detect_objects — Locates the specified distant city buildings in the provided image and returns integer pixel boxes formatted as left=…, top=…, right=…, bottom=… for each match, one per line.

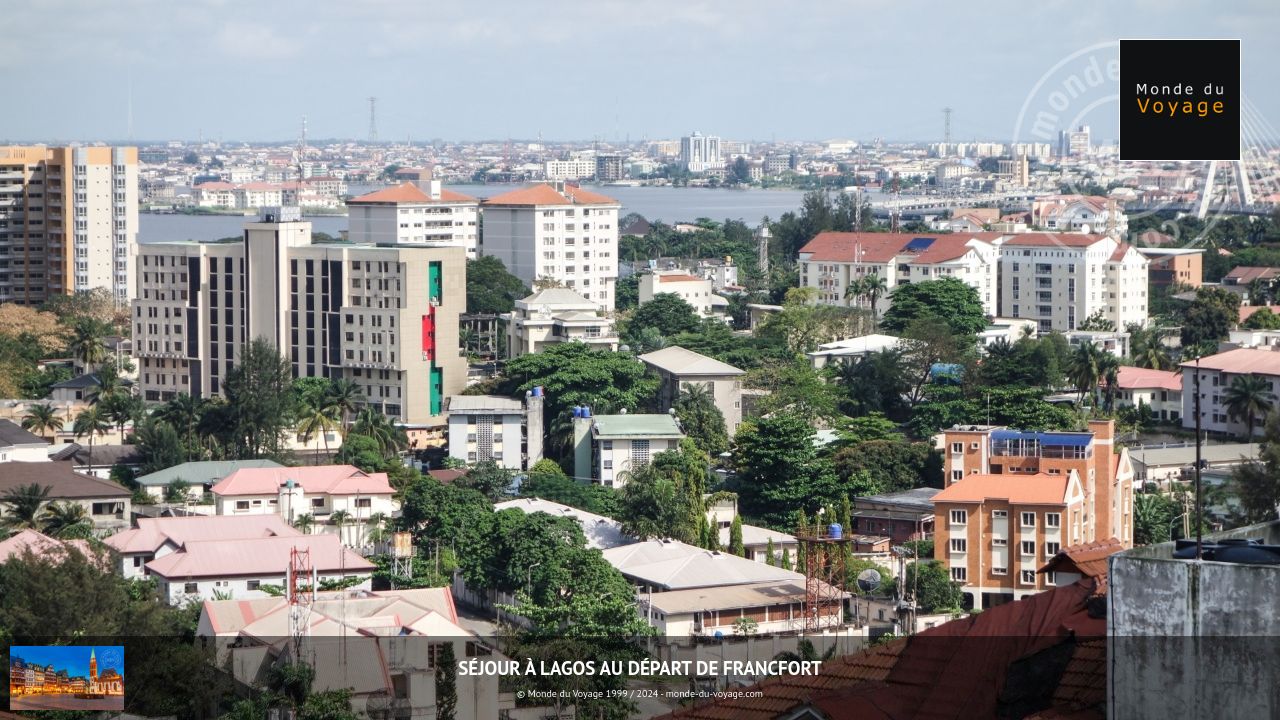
left=679, top=132, right=724, bottom=172
left=0, top=145, right=137, bottom=305
left=1059, top=125, right=1092, bottom=157
left=132, top=208, right=466, bottom=430
left=346, top=181, right=480, bottom=258
left=480, top=182, right=621, bottom=310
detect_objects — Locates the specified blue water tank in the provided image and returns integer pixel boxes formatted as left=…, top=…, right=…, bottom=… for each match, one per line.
left=572, top=406, right=582, bottom=418
left=532, top=386, right=543, bottom=397
left=582, top=406, right=592, bottom=418
left=828, top=523, right=844, bottom=539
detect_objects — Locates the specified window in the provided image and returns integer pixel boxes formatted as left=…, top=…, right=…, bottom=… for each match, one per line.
left=1021, top=512, right=1036, bottom=527
left=1021, top=570, right=1037, bottom=585
left=602, top=440, right=613, bottom=450
left=132, top=556, right=143, bottom=568
left=1045, top=513, right=1061, bottom=528
left=949, top=509, right=967, bottom=525
left=992, top=538, right=1007, bottom=547
left=311, top=498, right=324, bottom=508
left=950, top=442, right=963, bottom=453
left=993, top=566, right=1007, bottom=575
left=235, top=500, right=250, bottom=511
left=603, top=459, right=613, bottom=470
left=184, top=583, right=198, bottom=594
left=247, top=580, right=260, bottom=591
left=950, top=469, right=963, bottom=482
left=1021, top=540, right=1036, bottom=556
left=1045, top=541, right=1061, bottom=557
left=950, top=566, right=967, bottom=582
left=992, top=510, right=1008, bottom=519
left=356, top=498, right=372, bottom=508
left=949, top=538, right=967, bottom=553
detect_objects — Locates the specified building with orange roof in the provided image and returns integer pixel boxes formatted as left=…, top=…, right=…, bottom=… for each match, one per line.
left=935, top=419, right=1134, bottom=608
left=1113, top=365, right=1183, bottom=421
left=995, top=233, right=1147, bottom=332
left=1179, top=347, right=1280, bottom=438
left=347, top=181, right=480, bottom=257
left=638, top=269, right=728, bottom=320
left=796, top=232, right=1000, bottom=316
left=1138, top=247, right=1203, bottom=288
left=480, top=182, right=621, bottom=310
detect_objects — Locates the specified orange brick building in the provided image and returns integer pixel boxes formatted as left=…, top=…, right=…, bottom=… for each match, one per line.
left=932, top=419, right=1133, bottom=609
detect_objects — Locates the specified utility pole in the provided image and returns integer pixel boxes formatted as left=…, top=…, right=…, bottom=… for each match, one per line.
left=367, top=96, right=378, bottom=143
left=1194, top=357, right=1203, bottom=560
left=942, top=107, right=953, bottom=146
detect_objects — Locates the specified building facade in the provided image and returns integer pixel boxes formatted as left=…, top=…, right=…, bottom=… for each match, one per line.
left=572, top=412, right=684, bottom=487
left=638, top=345, right=745, bottom=434
left=637, top=271, right=727, bottom=320
left=346, top=182, right=480, bottom=258
left=996, top=233, right=1148, bottom=332
left=1180, top=348, right=1280, bottom=438
left=132, top=208, right=465, bottom=429
left=445, top=393, right=544, bottom=470
left=0, top=146, right=137, bottom=305
left=679, top=133, right=723, bottom=172
left=503, top=287, right=618, bottom=358
left=479, top=183, right=620, bottom=310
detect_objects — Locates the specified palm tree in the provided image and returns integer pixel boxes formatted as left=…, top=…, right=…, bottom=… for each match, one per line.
left=329, top=510, right=351, bottom=545
left=293, top=513, right=315, bottom=535
left=86, top=362, right=122, bottom=405
left=1223, top=375, right=1275, bottom=438
left=861, top=273, right=888, bottom=323
left=325, top=379, right=364, bottom=436
left=21, top=404, right=63, bottom=441
left=844, top=276, right=866, bottom=309
left=1128, top=323, right=1174, bottom=371
left=98, top=391, right=141, bottom=441
left=39, top=501, right=92, bottom=539
left=1068, top=342, right=1107, bottom=406
left=72, top=405, right=110, bottom=471
left=365, top=512, right=389, bottom=546
left=1101, top=358, right=1121, bottom=412
left=296, top=401, right=340, bottom=461
left=68, top=319, right=109, bottom=373
left=155, top=393, right=203, bottom=460
left=1, top=483, right=51, bottom=534
left=352, top=407, right=407, bottom=455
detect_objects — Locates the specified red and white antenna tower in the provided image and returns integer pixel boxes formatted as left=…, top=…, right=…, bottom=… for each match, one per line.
left=287, top=546, right=317, bottom=663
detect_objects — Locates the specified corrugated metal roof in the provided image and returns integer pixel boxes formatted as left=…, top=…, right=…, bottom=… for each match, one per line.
left=590, top=414, right=684, bottom=439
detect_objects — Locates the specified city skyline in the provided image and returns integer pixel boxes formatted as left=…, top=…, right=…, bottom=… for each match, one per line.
left=3, top=1, right=1278, bottom=143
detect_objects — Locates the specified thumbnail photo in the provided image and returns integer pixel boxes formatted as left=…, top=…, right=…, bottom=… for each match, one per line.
left=8, top=646, right=124, bottom=712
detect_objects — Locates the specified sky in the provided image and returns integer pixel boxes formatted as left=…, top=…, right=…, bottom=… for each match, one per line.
left=2, top=0, right=1278, bottom=144
left=10, top=646, right=124, bottom=679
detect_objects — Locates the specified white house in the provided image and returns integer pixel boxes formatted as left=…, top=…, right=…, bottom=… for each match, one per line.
left=347, top=182, right=480, bottom=257
left=0, top=420, right=51, bottom=463
left=806, top=334, right=903, bottom=369
left=132, top=459, right=283, bottom=501
left=0, top=462, right=131, bottom=534
left=1113, top=366, right=1182, bottom=421
left=503, top=287, right=619, bottom=359
left=1181, top=348, right=1280, bottom=438
left=638, top=271, right=728, bottom=320
left=105, top=514, right=302, bottom=580
left=571, top=411, right=685, bottom=488
left=494, top=497, right=633, bottom=550
left=210, top=464, right=397, bottom=544
left=445, top=393, right=544, bottom=470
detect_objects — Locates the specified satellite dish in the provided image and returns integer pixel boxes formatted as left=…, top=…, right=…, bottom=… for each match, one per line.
left=857, top=568, right=882, bottom=593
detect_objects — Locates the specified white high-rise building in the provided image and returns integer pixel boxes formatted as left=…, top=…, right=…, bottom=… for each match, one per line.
left=346, top=181, right=480, bottom=258
left=0, top=146, right=137, bottom=305
left=132, top=207, right=466, bottom=432
left=680, top=132, right=724, bottom=172
left=480, top=183, right=621, bottom=311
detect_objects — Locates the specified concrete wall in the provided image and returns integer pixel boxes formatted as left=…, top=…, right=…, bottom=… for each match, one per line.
left=1109, top=522, right=1280, bottom=719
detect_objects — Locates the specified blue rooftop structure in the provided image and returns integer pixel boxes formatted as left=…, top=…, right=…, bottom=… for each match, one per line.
left=905, top=237, right=936, bottom=252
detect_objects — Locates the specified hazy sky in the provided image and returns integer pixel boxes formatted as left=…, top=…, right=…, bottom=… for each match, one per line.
left=3, top=0, right=1277, bottom=144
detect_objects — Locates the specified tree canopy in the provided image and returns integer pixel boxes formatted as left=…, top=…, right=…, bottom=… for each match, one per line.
left=880, top=277, right=988, bottom=336
left=731, top=412, right=842, bottom=528
left=466, top=256, right=529, bottom=314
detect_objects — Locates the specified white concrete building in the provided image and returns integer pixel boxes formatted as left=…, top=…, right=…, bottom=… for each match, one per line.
left=1113, top=366, right=1183, bottom=422
left=132, top=207, right=466, bottom=430
left=503, top=287, right=618, bottom=359
left=996, top=233, right=1148, bottom=333
left=210, top=464, right=397, bottom=544
left=544, top=158, right=597, bottom=181
left=797, top=232, right=1001, bottom=317
left=572, top=411, right=685, bottom=488
left=1030, top=195, right=1127, bottom=236
left=105, top=514, right=302, bottom=580
left=347, top=182, right=480, bottom=258
left=0, top=462, right=131, bottom=534
left=679, top=133, right=724, bottom=172
left=806, top=334, right=904, bottom=369
left=445, top=393, right=544, bottom=470
left=1181, top=348, right=1280, bottom=438
left=0, top=420, right=51, bottom=463
left=638, top=270, right=728, bottom=320
left=638, top=345, right=745, bottom=434
left=480, top=183, right=621, bottom=310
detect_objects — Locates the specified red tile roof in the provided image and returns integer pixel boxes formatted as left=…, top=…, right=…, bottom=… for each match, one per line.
left=932, top=472, right=1073, bottom=505
left=1179, top=347, right=1280, bottom=376
left=1109, top=243, right=1137, bottom=262
left=212, top=464, right=393, bottom=497
left=481, top=183, right=618, bottom=206
left=348, top=182, right=476, bottom=204
left=1038, top=537, right=1124, bottom=596
left=1223, top=266, right=1280, bottom=284
left=1114, top=366, right=1181, bottom=392
left=798, top=232, right=998, bottom=265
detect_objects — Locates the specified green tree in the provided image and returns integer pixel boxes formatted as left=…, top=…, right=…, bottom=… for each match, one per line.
left=38, top=501, right=92, bottom=538
left=1133, top=491, right=1181, bottom=545
left=1229, top=412, right=1280, bottom=524
left=674, top=382, right=729, bottom=457
left=457, top=459, right=513, bottom=500
left=466, top=255, right=530, bottom=314
left=616, top=445, right=705, bottom=542
left=1077, top=310, right=1116, bottom=331
left=435, top=642, right=458, bottom=720
left=837, top=349, right=911, bottom=420
left=904, top=560, right=963, bottom=613
left=615, top=274, right=640, bottom=311
left=880, top=278, right=987, bottom=336
left=732, top=413, right=841, bottom=528
left=397, top=476, right=491, bottom=544
left=334, top=432, right=387, bottom=472
left=728, top=515, right=745, bottom=556
left=519, top=459, right=619, bottom=516
left=1180, top=286, right=1241, bottom=355
left=756, top=287, right=866, bottom=354
left=833, top=440, right=943, bottom=493
left=68, top=317, right=109, bottom=371
left=350, top=406, right=408, bottom=456
left=299, top=689, right=358, bottom=720
left=898, top=316, right=974, bottom=406
left=72, top=404, right=110, bottom=470
left=1128, top=323, right=1175, bottom=370
left=293, top=513, right=315, bottom=534
left=626, top=292, right=701, bottom=341
left=223, top=338, right=295, bottom=458
left=21, top=403, right=63, bottom=441
left=163, top=478, right=192, bottom=503
left=1243, top=307, right=1280, bottom=330
left=154, top=393, right=205, bottom=460
left=749, top=358, right=843, bottom=421
left=135, top=419, right=187, bottom=475
left=1223, top=374, right=1275, bottom=438
left=324, top=379, right=364, bottom=436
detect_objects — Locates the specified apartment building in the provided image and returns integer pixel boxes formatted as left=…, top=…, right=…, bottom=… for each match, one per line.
left=132, top=207, right=465, bottom=430
left=211, top=464, right=397, bottom=537
left=571, top=411, right=685, bottom=487
left=638, top=345, right=745, bottom=434
left=1114, top=366, right=1182, bottom=421
left=544, top=158, right=597, bottom=181
left=638, top=270, right=727, bottom=319
left=347, top=181, right=480, bottom=258
left=679, top=132, right=724, bottom=172
left=933, top=471, right=1087, bottom=609
left=0, top=146, right=137, bottom=305
left=444, top=391, right=544, bottom=470
left=1138, top=247, right=1203, bottom=288
left=504, top=287, right=618, bottom=358
left=938, top=419, right=1133, bottom=560
left=479, top=182, right=621, bottom=310
left=995, top=233, right=1148, bottom=332
left=797, top=232, right=1000, bottom=316
left=1180, top=348, right=1280, bottom=438
left=1029, top=194, right=1125, bottom=235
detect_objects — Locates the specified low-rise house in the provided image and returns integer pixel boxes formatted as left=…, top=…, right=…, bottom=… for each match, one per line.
left=504, top=288, right=619, bottom=359
left=806, top=334, right=903, bottom=369
left=0, top=462, right=131, bottom=534
left=210, top=464, right=397, bottom=544
left=1064, top=329, right=1130, bottom=358
left=932, top=471, right=1087, bottom=609
left=105, top=515, right=302, bottom=580
left=639, top=346, right=745, bottom=434
left=197, top=587, right=508, bottom=720
left=851, top=488, right=939, bottom=543
left=1113, top=366, right=1182, bottom=421
left=47, top=443, right=142, bottom=479
left=717, top=523, right=799, bottom=564
left=571, top=411, right=685, bottom=487
left=0, top=529, right=99, bottom=565
left=48, top=373, right=133, bottom=403
left=445, top=392, right=544, bottom=470
left=0, top=420, right=51, bottom=463
left=1180, top=348, right=1280, bottom=438
left=1128, top=442, right=1259, bottom=490
left=494, top=497, right=632, bottom=550
left=638, top=271, right=728, bottom=320
left=133, top=459, right=284, bottom=501
left=145, top=532, right=373, bottom=604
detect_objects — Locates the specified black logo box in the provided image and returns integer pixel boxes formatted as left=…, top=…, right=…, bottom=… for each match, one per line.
left=1119, top=39, right=1240, bottom=161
